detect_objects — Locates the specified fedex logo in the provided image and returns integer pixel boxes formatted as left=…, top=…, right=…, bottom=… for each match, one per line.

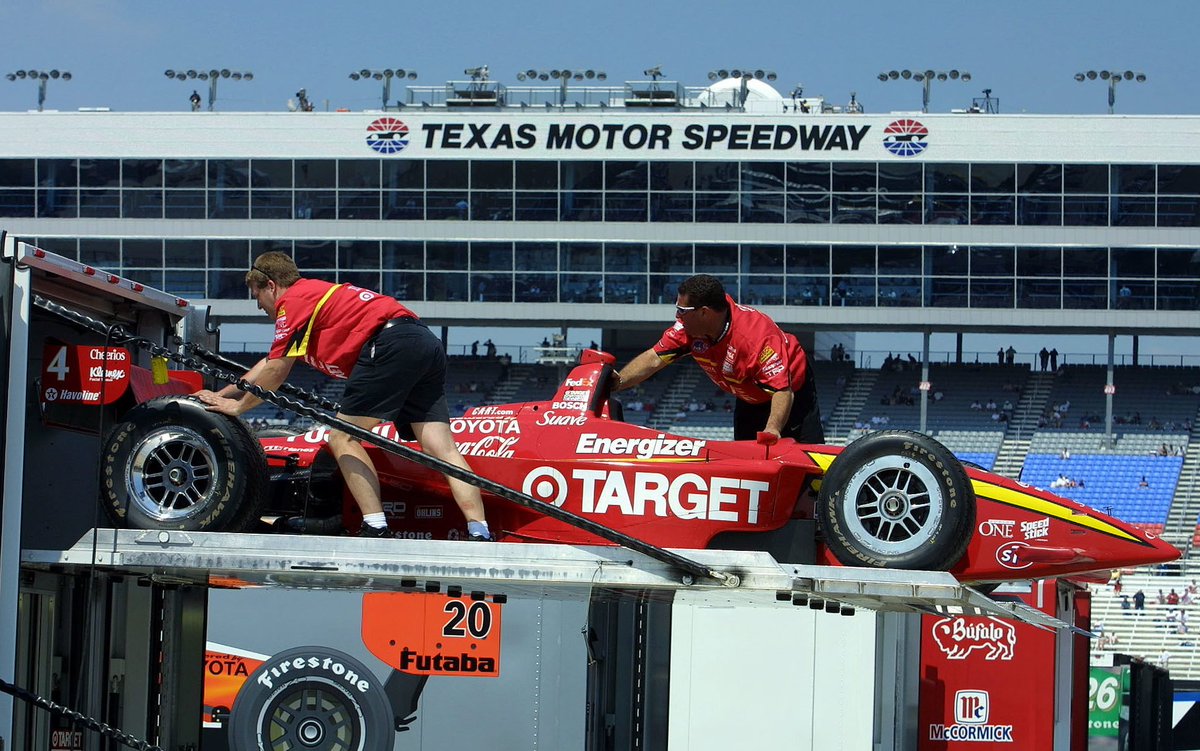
left=955, top=690, right=989, bottom=724
left=931, top=617, right=1016, bottom=660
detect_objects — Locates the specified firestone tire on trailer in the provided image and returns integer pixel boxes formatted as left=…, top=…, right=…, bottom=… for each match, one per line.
left=100, top=395, right=268, bottom=532
left=818, top=430, right=975, bottom=571
left=228, top=646, right=394, bottom=751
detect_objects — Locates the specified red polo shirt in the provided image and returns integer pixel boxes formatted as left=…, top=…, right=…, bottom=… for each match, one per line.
left=269, top=278, right=415, bottom=379
left=652, top=294, right=810, bottom=405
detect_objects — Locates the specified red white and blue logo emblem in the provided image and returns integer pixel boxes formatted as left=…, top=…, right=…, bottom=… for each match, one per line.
left=882, top=119, right=928, bottom=157
left=366, top=117, right=410, bottom=154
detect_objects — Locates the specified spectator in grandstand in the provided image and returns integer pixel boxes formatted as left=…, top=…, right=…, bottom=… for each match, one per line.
left=996, top=348, right=1004, bottom=364
left=1005, top=346, right=1016, bottom=364
left=1169, top=589, right=1180, bottom=606
left=1050, top=348, right=1059, bottom=370
left=970, top=399, right=983, bottom=411
left=1039, top=347, right=1050, bottom=371
left=614, top=274, right=823, bottom=443
left=1121, top=594, right=1131, bottom=611
left=1134, top=590, right=1146, bottom=610
left=1139, top=476, right=1150, bottom=489
left=1061, top=448, right=1071, bottom=460
left=195, top=251, right=493, bottom=541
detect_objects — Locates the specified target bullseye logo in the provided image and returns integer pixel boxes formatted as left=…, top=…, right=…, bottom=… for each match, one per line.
left=366, top=117, right=410, bottom=154
left=882, top=119, right=929, bottom=157
left=523, top=467, right=568, bottom=507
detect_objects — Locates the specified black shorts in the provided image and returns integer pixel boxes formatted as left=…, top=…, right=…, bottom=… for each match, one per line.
left=340, top=318, right=449, bottom=428
left=732, top=379, right=824, bottom=443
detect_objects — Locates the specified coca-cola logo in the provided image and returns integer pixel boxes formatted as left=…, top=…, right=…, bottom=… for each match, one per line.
left=456, top=436, right=519, bottom=458
left=930, top=617, right=1016, bottom=661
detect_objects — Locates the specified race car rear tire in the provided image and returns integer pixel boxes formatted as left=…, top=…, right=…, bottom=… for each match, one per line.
left=228, top=646, right=394, bottom=751
left=101, top=396, right=268, bottom=532
left=818, top=430, right=974, bottom=571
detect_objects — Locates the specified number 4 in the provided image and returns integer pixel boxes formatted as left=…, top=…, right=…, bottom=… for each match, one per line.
left=46, top=346, right=70, bottom=382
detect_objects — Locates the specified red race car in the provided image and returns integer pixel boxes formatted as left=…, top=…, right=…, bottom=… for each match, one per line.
left=99, top=350, right=1178, bottom=584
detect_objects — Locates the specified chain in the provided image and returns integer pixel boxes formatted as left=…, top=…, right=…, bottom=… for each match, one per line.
left=0, top=677, right=163, bottom=751
left=30, top=294, right=737, bottom=586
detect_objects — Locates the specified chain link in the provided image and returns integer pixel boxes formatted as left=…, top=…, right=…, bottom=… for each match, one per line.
left=0, top=677, right=163, bottom=751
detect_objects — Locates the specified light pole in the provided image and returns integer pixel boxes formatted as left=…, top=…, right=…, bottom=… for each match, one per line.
left=707, top=69, right=777, bottom=108
left=1074, top=70, right=1146, bottom=114
left=5, top=69, right=72, bottom=112
left=349, top=69, right=417, bottom=110
left=164, top=69, right=253, bottom=112
left=516, top=68, right=607, bottom=106
left=877, top=69, right=971, bottom=113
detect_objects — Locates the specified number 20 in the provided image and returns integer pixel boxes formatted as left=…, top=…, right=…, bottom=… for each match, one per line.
left=442, top=600, right=492, bottom=638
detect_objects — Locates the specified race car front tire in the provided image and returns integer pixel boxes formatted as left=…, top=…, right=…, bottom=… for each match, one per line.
left=818, top=430, right=975, bottom=571
left=227, top=646, right=394, bottom=751
left=101, top=396, right=268, bottom=532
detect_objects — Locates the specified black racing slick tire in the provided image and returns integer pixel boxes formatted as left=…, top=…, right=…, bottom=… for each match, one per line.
left=818, top=430, right=975, bottom=571
left=228, top=646, right=394, bottom=751
left=101, top=396, right=268, bottom=532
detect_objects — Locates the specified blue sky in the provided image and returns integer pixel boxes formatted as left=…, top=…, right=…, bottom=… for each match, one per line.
left=0, top=0, right=1190, bottom=115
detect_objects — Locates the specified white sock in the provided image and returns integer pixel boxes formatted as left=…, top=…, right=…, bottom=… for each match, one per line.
left=363, top=512, right=387, bottom=529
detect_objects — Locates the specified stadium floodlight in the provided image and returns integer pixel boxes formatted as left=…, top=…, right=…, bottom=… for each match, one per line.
left=707, top=68, right=777, bottom=82
left=519, top=67, right=607, bottom=105
left=350, top=67, right=417, bottom=110
left=464, top=65, right=489, bottom=80
left=879, top=68, right=972, bottom=113
left=165, top=67, right=251, bottom=111
left=1075, top=69, right=1146, bottom=113
left=5, top=68, right=72, bottom=111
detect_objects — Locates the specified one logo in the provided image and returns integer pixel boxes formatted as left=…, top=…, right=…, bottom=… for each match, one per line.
left=882, top=119, right=928, bottom=157
left=996, top=541, right=1034, bottom=570
left=977, top=519, right=1015, bottom=538
left=955, top=690, right=989, bottom=724
left=931, top=617, right=1016, bottom=660
left=367, top=117, right=410, bottom=154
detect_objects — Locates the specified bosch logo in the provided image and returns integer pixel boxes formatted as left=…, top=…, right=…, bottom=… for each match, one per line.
left=955, top=690, right=989, bottom=724
left=367, top=117, right=410, bottom=154
left=996, top=541, right=1034, bottom=570
left=882, top=119, right=928, bottom=157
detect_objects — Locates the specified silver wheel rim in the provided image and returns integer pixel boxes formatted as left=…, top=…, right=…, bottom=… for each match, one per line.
left=841, top=455, right=943, bottom=556
left=126, top=426, right=218, bottom=522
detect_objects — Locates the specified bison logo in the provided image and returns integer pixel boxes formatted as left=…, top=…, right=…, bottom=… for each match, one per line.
left=931, top=617, right=1015, bottom=660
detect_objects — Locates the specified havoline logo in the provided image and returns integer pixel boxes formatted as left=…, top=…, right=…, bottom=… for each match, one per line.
left=367, top=117, right=410, bottom=154
left=882, top=119, right=928, bottom=157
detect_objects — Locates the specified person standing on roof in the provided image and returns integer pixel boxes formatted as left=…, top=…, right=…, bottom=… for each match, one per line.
left=195, top=251, right=493, bottom=541
left=613, top=274, right=823, bottom=443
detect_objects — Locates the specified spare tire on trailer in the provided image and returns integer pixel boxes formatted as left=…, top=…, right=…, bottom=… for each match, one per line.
left=227, top=646, right=394, bottom=751
left=100, top=395, right=268, bottom=532
left=817, top=430, right=975, bottom=571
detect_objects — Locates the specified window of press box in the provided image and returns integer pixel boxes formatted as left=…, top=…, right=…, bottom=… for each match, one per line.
left=251, top=159, right=293, bottom=188
left=164, top=159, right=205, bottom=189
left=515, top=160, right=557, bottom=190
left=878, top=246, right=922, bottom=275
left=426, top=241, right=467, bottom=271
left=695, top=244, right=738, bottom=274
left=382, top=241, right=424, bottom=270
left=650, top=244, right=695, bottom=274
left=1156, top=248, right=1200, bottom=278
left=786, top=162, right=831, bottom=192
left=1158, top=165, right=1200, bottom=195
left=1110, top=164, right=1155, bottom=195
left=1017, top=164, right=1063, bottom=194
left=209, top=239, right=250, bottom=268
left=471, top=160, right=513, bottom=190
left=293, top=240, right=337, bottom=270
left=338, top=240, right=381, bottom=270
left=1063, top=164, right=1108, bottom=194
left=0, top=158, right=35, bottom=186
left=339, top=159, right=381, bottom=189
left=740, top=161, right=785, bottom=192
left=470, top=271, right=512, bottom=303
left=605, top=161, right=648, bottom=190
left=471, top=242, right=514, bottom=271
left=832, top=163, right=876, bottom=192
left=925, top=163, right=969, bottom=193
left=122, top=159, right=163, bottom=188
left=603, top=243, right=647, bottom=273
left=514, top=242, right=557, bottom=271
left=164, top=240, right=206, bottom=269
left=650, top=161, right=693, bottom=191
left=38, top=159, right=78, bottom=188
left=1017, top=247, right=1062, bottom=277
left=294, top=159, right=337, bottom=189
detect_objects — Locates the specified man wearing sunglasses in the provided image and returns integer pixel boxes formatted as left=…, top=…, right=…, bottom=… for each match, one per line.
left=614, top=274, right=823, bottom=444
left=195, top=251, right=493, bottom=541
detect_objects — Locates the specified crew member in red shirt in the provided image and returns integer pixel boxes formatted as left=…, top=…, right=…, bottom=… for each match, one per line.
left=614, top=274, right=823, bottom=443
left=195, top=251, right=493, bottom=540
